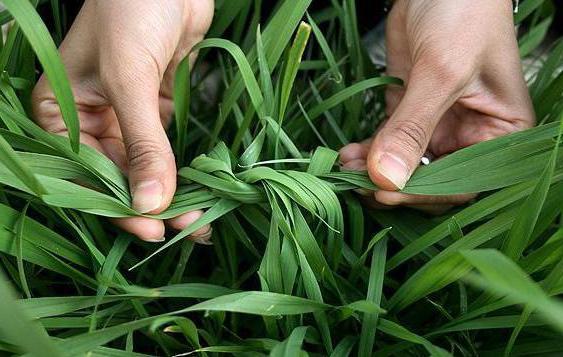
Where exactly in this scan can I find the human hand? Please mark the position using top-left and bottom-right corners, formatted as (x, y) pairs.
(340, 0), (535, 212)
(32, 0), (214, 242)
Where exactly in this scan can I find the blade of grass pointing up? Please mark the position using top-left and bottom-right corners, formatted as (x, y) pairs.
(462, 249), (563, 333)
(173, 56), (191, 166)
(3, 0), (80, 152)
(256, 25), (275, 116)
(90, 234), (132, 331)
(505, 254), (563, 355)
(359, 237), (388, 357)
(130, 199), (241, 270)
(0, 268), (62, 356)
(278, 22), (312, 122)
(289, 76), (401, 131)
(14, 202), (31, 299)
(270, 326), (309, 357)
(193, 39), (265, 119)
(503, 117), (563, 353)
(306, 12), (342, 83)
(502, 115), (563, 260)
(0, 133), (45, 195)
(209, 0), (312, 146)
(514, 0), (548, 23)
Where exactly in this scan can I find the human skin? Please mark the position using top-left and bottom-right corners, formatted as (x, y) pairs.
(340, 0), (535, 213)
(32, 0), (535, 241)
(32, 0), (215, 242)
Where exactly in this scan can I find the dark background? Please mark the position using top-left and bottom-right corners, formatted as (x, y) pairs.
(45, 0), (561, 39)
(554, 0), (562, 33)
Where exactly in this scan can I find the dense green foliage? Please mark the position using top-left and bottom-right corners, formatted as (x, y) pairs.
(0, 0), (562, 355)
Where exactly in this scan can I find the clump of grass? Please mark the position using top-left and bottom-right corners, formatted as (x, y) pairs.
(0, 0), (562, 356)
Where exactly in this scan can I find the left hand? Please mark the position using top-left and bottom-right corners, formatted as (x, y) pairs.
(32, 0), (215, 242)
(340, 0), (535, 213)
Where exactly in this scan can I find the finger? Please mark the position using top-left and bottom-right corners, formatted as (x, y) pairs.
(340, 159), (375, 198)
(339, 143), (370, 164)
(166, 210), (213, 245)
(100, 55), (177, 216)
(111, 217), (165, 243)
(367, 64), (467, 191)
(341, 158), (367, 171)
(363, 193), (455, 214)
(374, 190), (476, 206)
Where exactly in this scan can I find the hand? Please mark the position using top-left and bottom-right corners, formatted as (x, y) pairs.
(32, 0), (214, 242)
(340, 0), (535, 213)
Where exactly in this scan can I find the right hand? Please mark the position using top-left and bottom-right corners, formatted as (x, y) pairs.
(32, 0), (215, 243)
(340, 0), (533, 213)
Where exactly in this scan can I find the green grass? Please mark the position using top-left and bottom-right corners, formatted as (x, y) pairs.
(0, 0), (562, 355)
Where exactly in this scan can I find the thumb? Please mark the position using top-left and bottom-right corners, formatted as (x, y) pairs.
(368, 69), (460, 190)
(102, 60), (177, 214)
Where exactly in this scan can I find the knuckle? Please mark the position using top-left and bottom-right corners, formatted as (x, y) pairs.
(99, 51), (161, 95)
(31, 83), (66, 133)
(99, 66), (125, 94)
(513, 110), (536, 130)
(433, 59), (466, 86)
(388, 120), (428, 154)
(100, 65), (137, 94)
(126, 138), (172, 171)
(416, 51), (472, 90)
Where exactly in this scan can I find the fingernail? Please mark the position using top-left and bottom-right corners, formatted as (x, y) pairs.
(377, 153), (410, 190)
(146, 237), (165, 243)
(193, 236), (213, 245)
(192, 230), (213, 245)
(132, 180), (163, 214)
